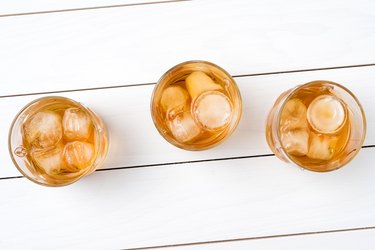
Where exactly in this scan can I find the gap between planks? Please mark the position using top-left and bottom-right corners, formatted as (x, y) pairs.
(0, 0), (192, 18)
(125, 226), (375, 250)
(1, 145), (374, 181)
(1, 63), (374, 99)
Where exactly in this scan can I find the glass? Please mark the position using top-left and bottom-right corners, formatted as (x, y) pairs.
(9, 96), (108, 186)
(266, 81), (366, 172)
(151, 60), (242, 150)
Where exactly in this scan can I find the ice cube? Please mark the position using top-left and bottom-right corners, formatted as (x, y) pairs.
(62, 108), (92, 141)
(192, 91), (232, 130)
(30, 144), (65, 175)
(185, 71), (223, 100)
(307, 95), (346, 134)
(280, 98), (308, 131)
(23, 111), (62, 148)
(160, 85), (189, 112)
(167, 111), (201, 143)
(63, 141), (95, 170)
(307, 133), (338, 161)
(280, 129), (309, 156)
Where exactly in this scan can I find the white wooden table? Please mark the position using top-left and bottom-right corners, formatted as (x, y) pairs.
(1, 1), (375, 249)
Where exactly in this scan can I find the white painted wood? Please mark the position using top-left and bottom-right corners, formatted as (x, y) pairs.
(0, 0), (178, 16)
(1, 66), (373, 178)
(0, 148), (374, 249)
(1, 0), (375, 96)
(165, 229), (375, 250)
(1, 1), (374, 248)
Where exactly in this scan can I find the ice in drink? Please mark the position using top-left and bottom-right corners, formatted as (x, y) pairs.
(266, 81), (366, 172)
(9, 96), (108, 186)
(151, 61), (242, 150)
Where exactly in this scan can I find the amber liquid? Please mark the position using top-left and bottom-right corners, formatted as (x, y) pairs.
(22, 100), (98, 184)
(151, 61), (242, 150)
(280, 84), (352, 172)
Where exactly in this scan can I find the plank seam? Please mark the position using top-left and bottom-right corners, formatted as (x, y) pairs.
(2, 145), (374, 181)
(1, 63), (374, 99)
(124, 226), (375, 250)
(0, 0), (192, 18)
(96, 153), (275, 172)
(232, 63), (375, 78)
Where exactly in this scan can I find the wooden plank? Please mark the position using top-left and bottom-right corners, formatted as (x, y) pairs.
(0, 148), (374, 249)
(0, 0), (184, 16)
(164, 229), (375, 250)
(1, 0), (375, 96)
(1, 66), (373, 178)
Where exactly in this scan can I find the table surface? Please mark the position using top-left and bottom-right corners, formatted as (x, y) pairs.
(1, 0), (375, 249)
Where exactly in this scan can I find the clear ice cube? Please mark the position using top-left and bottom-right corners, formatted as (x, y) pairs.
(24, 111), (62, 148)
(160, 85), (189, 113)
(280, 129), (309, 156)
(63, 141), (95, 170)
(192, 91), (232, 130)
(307, 95), (346, 133)
(307, 133), (338, 161)
(31, 144), (65, 175)
(62, 108), (92, 141)
(167, 111), (201, 143)
(280, 98), (308, 131)
(185, 71), (223, 100)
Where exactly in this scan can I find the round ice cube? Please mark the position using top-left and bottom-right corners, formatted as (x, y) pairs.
(23, 111), (62, 148)
(307, 95), (346, 134)
(192, 91), (232, 131)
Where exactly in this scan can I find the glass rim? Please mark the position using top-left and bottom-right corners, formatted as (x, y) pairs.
(8, 95), (107, 187)
(275, 80), (367, 172)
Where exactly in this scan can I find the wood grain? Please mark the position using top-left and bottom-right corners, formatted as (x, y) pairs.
(1, 0), (375, 96)
(1, 66), (373, 178)
(0, 148), (374, 249)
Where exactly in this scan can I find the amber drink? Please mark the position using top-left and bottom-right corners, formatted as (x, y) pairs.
(266, 81), (366, 172)
(151, 61), (242, 150)
(9, 96), (108, 186)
